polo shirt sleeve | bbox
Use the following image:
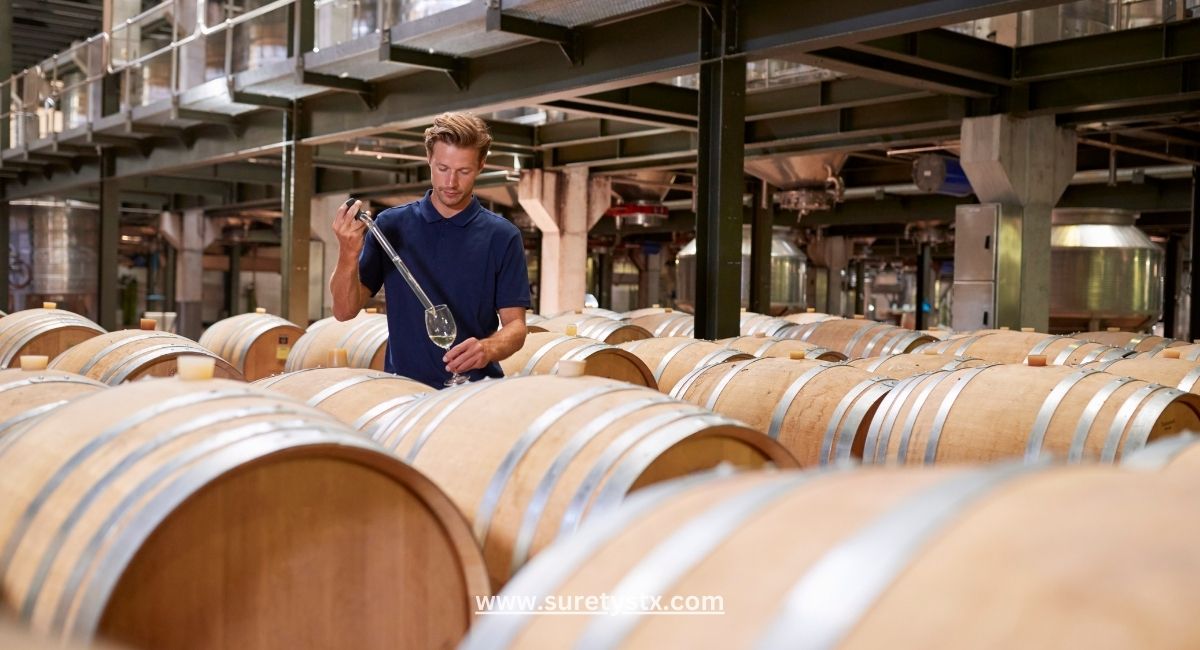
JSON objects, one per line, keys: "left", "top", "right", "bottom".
{"left": 495, "top": 231, "right": 532, "bottom": 309}
{"left": 358, "top": 227, "right": 385, "bottom": 296}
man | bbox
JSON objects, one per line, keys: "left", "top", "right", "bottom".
{"left": 330, "top": 112, "right": 530, "bottom": 388}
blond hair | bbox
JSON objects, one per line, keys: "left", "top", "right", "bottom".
{"left": 423, "top": 112, "right": 493, "bottom": 165}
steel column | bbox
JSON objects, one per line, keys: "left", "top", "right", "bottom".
{"left": 99, "top": 151, "right": 120, "bottom": 330}
{"left": 749, "top": 179, "right": 773, "bottom": 314}
{"left": 227, "top": 242, "right": 242, "bottom": 316}
{"left": 1191, "top": 166, "right": 1200, "bottom": 341}
{"left": 0, "top": 190, "right": 8, "bottom": 312}
{"left": 916, "top": 242, "right": 931, "bottom": 330}
{"left": 854, "top": 260, "right": 866, "bottom": 316}
{"left": 281, "top": 108, "right": 313, "bottom": 324}
{"left": 694, "top": 0, "right": 746, "bottom": 340}
{"left": 1164, "top": 234, "right": 1178, "bottom": 339}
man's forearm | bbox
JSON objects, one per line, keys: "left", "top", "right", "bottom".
{"left": 481, "top": 321, "right": 527, "bottom": 363}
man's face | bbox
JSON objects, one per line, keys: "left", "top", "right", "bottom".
{"left": 429, "top": 141, "right": 484, "bottom": 214}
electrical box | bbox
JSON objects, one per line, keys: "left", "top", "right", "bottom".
{"left": 952, "top": 203, "right": 1023, "bottom": 331}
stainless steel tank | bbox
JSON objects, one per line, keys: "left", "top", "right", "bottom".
{"left": 1049, "top": 208, "right": 1162, "bottom": 334}
{"left": 675, "top": 226, "right": 806, "bottom": 315}
{"left": 7, "top": 200, "right": 99, "bottom": 318}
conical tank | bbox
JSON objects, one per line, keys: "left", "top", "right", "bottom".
{"left": 675, "top": 226, "right": 806, "bottom": 315}
{"left": 1049, "top": 208, "right": 1162, "bottom": 333}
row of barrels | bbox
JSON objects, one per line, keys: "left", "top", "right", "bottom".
{"left": 3, "top": 353, "right": 1200, "bottom": 648}
{"left": 0, "top": 359, "right": 793, "bottom": 648}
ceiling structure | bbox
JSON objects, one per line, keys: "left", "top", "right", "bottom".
{"left": 2, "top": 0, "right": 1199, "bottom": 241}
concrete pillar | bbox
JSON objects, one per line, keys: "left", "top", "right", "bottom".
{"left": 310, "top": 193, "right": 346, "bottom": 319}
{"left": 161, "top": 208, "right": 214, "bottom": 338}
{"left": 518, "top": 168, "right": 610, "bottom": 316}
{"left": 99, "top": 152, "right": 120, "bottom": 330}
{"left": 959, "top": 114, "right": 1076, "bottom": 332}
{"left": 638, "top": 246, "right": 662, "bottom": 309}
{"left": 280, "top": 111, "right": 313, "bottom": 324}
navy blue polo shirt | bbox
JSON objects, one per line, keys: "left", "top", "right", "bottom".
{"left": 359, "top": 190, "right": 531, "bottom": 388}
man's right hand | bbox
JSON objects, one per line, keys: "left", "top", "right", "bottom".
{"left": 333, "top": 198, "right": 368, "bottom": 252}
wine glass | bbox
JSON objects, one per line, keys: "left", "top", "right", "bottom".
{"left": 426, "top": 304, "right": 467, "bottom": 387}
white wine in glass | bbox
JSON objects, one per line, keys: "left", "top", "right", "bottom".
{"left": 426, "top": 304, "right": 467, "bottom": 387}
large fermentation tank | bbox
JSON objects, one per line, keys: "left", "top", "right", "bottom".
{"left": 675, "top": 226, "right": 806, "bottom": 315}
{"left": 1049, "top": 208, "right": 1162, "bottom": 334}
{"left": 8, "top": 200, "right": 99, "bottom": 318}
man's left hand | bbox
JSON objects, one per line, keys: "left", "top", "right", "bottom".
{"left": 444, "top": 337, "right": 488, "bottom": 374}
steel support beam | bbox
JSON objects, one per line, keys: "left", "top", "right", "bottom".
{"left": 486, "top": 1, "right": 581, "bottom": 65}
{"left": 281, "top": 109, "right": 313, "bottom": 324}
{"left": 916, "top": 242, "right": 930, "bottom": 329}
{"left": 793, "top": 48, "right": 1000, "bottom": 97}
{"left": 694, "top": 0, "right": 744, "bottom": 340}
{"left": 847, "top": 28, "right": 1012, "bottom": 84}
{"left": 1015, "top": 18, "right": 1200, "bottom": 81}
{"left": 1191, "top": 166, "right": 1200, "bottom": 341}
{"left": 1022, "top": 60, "right": 1200, "bottom": 116}
{"left": 228, "top": 242, "right": 242, "bottom": 315}
{"left": 99, "top": 151, "right": 120, "bottom": 330}
{"left": 1164, "top": 234, "right": 1178, "bottom": 339}
{"left": 749, "top": 179, "right": 772, "bottom": 314}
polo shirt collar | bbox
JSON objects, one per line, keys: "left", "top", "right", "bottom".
{"left": 419, "top": 189, "right": 482, "bottom": 228}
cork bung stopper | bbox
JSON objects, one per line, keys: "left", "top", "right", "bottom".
{"left": 19, "top": 355, "right": 48, "bottom": 371}
{"left": 565, "top": 324, "right": 578, "bottom": 337}
{"left": 1163, "top": 349, "right": 1182, "bottom": 359}
{"left": 139, "top": 318, "right": 157, "bottom": 331}
{"left": 1027, "top": 354, "right": 1048, "bottom": 367}
{"left": 177, "top": 355, "right": 216, "bottom": 380}
{"left": 1106, "top": 326, "right": 1121, "bottom": 332}
{"left": 788, "top": 351, "right": 806, "bottom": 360}
{"left": 327, "top": 348, "right": 349, "bottom": 368}
{"left": 555, "top": 359, "right": 586, "bottom": 377}
{"left": 1020, "top": 327, "right": 1035, "bottom": 333}
{"left": 255, "top": 307, "right": 267, "bottom": 314}
{"left": 42, "top": 302, "right": 57, "bottom": 310}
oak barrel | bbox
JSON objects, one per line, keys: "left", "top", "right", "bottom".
{"left": 197, "top": 311, "right": 305, "bottom": 380}
{"left": 788, "top": 318, "right": 935, "bottom": 358}
{"left": 863, "top": 363, "right": 1200, "bottom": 465}
{"left": 0, "top": 368, "right": 106, "bottom": 440}
{"left": 670, "top": 357, "right": 894, "bottom": 467}
{"left": 0, "top": 377, "right": 489, "bottom": 649}
{"left": 0, "top": 309, "right": 105, "bottom": 369}
{"left": 501, "top": 332, "right": 655, "bottom": 388}
{"left": 617, "top": 338, "right": 751, "bottom": 394}
{"left": 627, "top": 312, "right": 695, "bottom": 338}
{"left": 49, "top": 330, "right": 242, "bottom": 384}
{"left": 739, "top": 312, "right": 801, "bottom": 338}
{"left": 922, "top": 331, "right": 1127, "bottom": 365}
{"left": 848, "top": 352, "right": 988, "bottom": 380}
{"left": 781, "top": 310, "right": 839, "bottom": 325}
{"left": 536, "top": 314, "right": 651, "bottom": 344}
{"left": 1081, "top": 357, "right": 1200, "bottom": 394}
{"left": 1074, "top": 330, "right": 1183, "bottom": 354}
{"left": 462, "top": 465, "right": 1200, "bottom": 649}
{"left": 252, "top": 367, "right": 430, "bottom": 430}
{"left": 368, "top": 374, "right": 797, "bottom": 586}
{"left": 718, "top": 335, "right": 846, "bottom": 362}
{"left": 284, "top": 310, "right": 389, "bottom": 371}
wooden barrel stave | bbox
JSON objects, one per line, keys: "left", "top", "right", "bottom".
{"left": 49, "top": 331, "right": 242, "bottom": 384}
{"left": 671, "top": 357, "right": 894, "bottom": 467}
{"left": 252, "top": 367, "right": 430, "bottom": 430}
{"left": 462, "top": 466, "right": 1200, "bottom": 649}
{"left": 867, "top": 364, "right": 1200, "bottom": 465}
{"left": 0, "top": 310, "right": 105, "bottom": 369}
{"left": 198, "top": 312, "right": 305, "bottom": 381}
{"left": 368, "top": 374, "right": 796, "bottom": 586}
{"left": 0, "top": 378, "right": 488, "bottom": 649}
{"left": 618, "top": 338, "right": 752, "bottom": 394}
